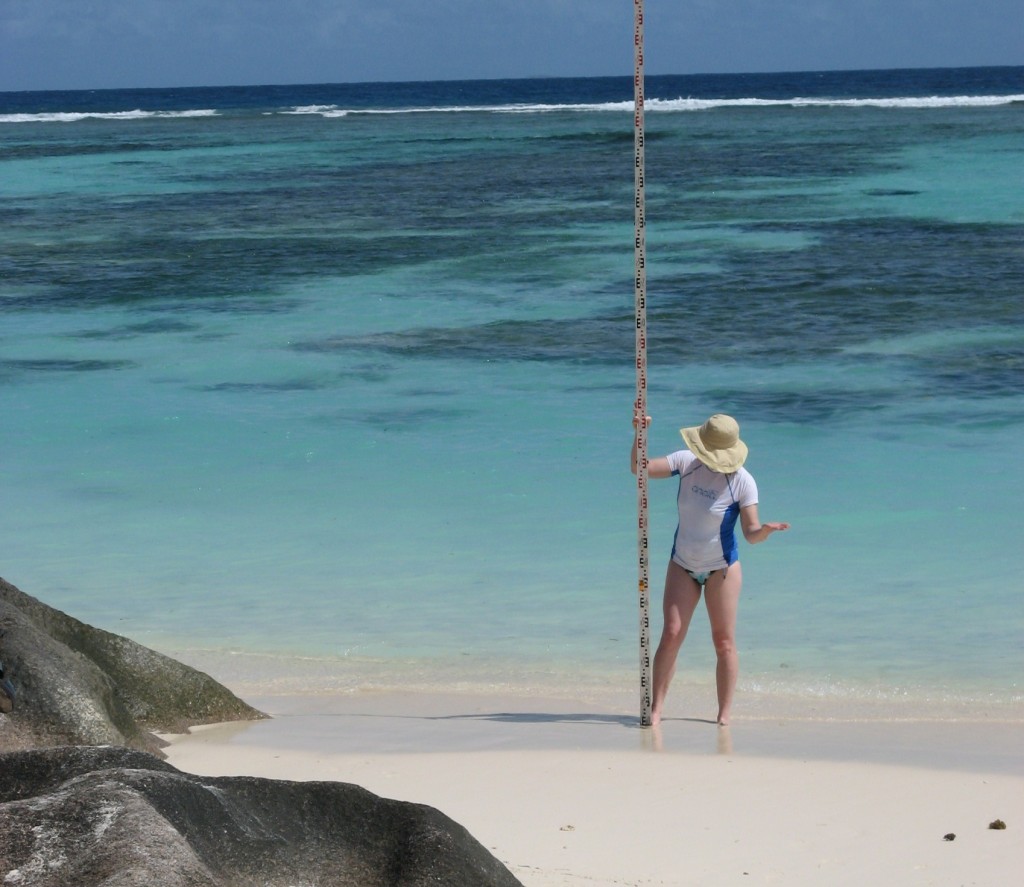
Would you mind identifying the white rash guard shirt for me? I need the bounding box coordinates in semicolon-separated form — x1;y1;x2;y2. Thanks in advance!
665;450;759;573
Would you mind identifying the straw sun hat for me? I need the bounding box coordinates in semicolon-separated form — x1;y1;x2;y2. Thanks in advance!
680;414;748;473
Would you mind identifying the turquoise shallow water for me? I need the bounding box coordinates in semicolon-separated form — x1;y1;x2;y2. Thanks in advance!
2;69;1023;714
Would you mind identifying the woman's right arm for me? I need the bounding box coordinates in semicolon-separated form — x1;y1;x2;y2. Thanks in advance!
631;417;673;478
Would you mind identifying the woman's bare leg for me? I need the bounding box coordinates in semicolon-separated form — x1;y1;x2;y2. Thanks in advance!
650;561;701;726
704;561;743;726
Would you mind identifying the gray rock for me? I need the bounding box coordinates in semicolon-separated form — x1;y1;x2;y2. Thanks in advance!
0;745;524;887
0;578;264;755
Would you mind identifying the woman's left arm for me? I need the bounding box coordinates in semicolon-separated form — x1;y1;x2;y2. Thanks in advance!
740;504;790;544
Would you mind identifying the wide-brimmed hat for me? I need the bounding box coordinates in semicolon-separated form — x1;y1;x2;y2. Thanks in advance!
680;414;748;473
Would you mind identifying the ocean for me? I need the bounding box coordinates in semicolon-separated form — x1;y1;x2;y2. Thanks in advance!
2;67;1022;718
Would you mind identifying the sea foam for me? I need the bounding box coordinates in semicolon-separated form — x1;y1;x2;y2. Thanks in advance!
0;109;218;124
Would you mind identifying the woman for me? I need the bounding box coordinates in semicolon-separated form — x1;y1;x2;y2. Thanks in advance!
631;414;789;726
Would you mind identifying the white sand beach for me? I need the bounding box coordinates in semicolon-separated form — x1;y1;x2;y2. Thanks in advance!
163;691;1023;887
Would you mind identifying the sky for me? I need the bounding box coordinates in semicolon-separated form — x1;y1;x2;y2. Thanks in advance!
1;0;1022;92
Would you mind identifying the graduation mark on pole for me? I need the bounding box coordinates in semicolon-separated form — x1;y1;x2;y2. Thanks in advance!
633;0;652;728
